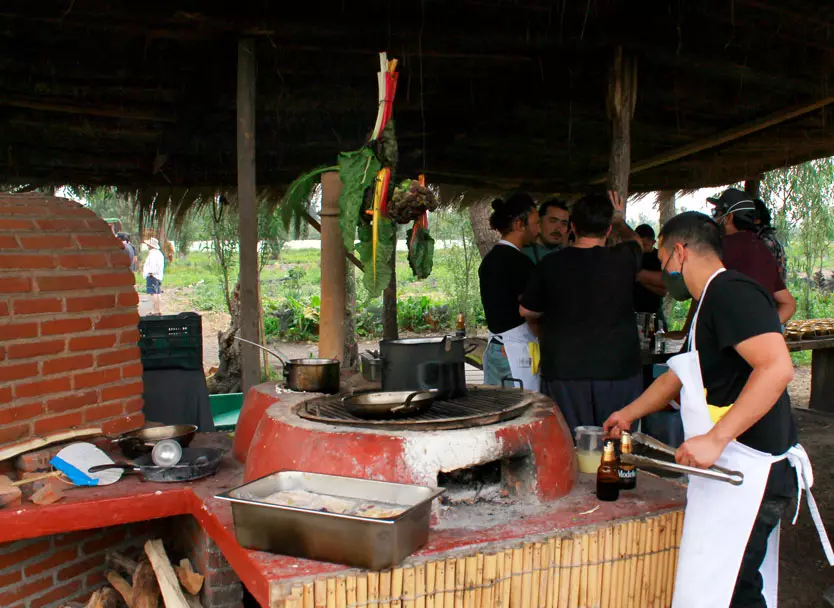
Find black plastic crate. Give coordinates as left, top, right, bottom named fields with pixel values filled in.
left=138, top=312, right=203, bottom=371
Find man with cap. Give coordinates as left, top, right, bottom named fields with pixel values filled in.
left=142, top=237, right=165, bottom=316
left=522, top=199, right=570, bottom=264
left=708, top=188, right=795, bottom=323
left=753, top=198, right=787, bottom=283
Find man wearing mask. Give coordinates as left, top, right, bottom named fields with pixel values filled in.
left=523, top=199, right=569, bottom=264
left=708, top=188, right=796, bottom=323
left=604, top=211, right=831, bottom=608
left=479, top=192, right=541, bottom=392
left=520, top=192, right=643, bottom=431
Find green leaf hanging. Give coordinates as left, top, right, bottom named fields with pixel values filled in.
left=356, top=219, right=395, bottom=297
left=337, top=148, right=381, bottom=251
left=408, top=224, right=435, bottom=279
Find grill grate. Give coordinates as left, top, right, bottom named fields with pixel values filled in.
left=296, top=388, right=534, bottom=430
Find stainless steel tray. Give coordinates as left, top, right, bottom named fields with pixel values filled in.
left=215, top=471, right=445, bottom=570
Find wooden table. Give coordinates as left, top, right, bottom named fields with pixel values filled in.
left=787, top=337, right=834, bottom=412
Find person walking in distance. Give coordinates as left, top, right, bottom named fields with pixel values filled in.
left=143, top=237, right=165, bottom=316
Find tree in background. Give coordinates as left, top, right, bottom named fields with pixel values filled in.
left=762, top=158, right=834, bottom=317
left=433, top=209, right=483, bottom=328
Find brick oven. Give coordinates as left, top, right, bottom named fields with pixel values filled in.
left=0, top=193, right=150, bottom=606
left=0, top=193, right=145, bottom=442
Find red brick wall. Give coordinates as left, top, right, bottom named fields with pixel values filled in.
left=0, top=193, right=144, bottom=446
left=0, top=521, right=166, bottom=608
left=171, top=516, right=244, bottom=608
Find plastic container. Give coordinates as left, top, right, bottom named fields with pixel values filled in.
left=209, top=392, right=244, bottom=431
left=138, top=312, right=202, bottom=371
left=574, top=426, right=605, bottom=474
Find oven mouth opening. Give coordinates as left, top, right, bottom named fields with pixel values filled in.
left=437, top=454, right=533, bottom=505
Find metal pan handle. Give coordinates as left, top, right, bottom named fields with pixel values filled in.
left=88, top=463, right=138, bottom=474
left=620, top=453, right=744, bottom=486
left=501, top=377, right=524, bottom=390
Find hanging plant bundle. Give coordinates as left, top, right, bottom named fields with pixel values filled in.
left=388, top=178, right=439, bottom=224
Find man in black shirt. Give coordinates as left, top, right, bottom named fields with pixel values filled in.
left=633, top=224, right=667, bottom=315
left=479, top=192, right=541, bottom=391
left=604, top=212, right=804, bottom=607
left=520, top=192, right=643, bottom=431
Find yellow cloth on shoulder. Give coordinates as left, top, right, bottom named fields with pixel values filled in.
left=528, top=342, right=540, bottom=375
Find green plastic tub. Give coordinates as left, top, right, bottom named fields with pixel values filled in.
left=209, top=392, right=244, bottom=431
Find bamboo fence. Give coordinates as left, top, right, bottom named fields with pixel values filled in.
left=279, top=509, right=683, bottom=608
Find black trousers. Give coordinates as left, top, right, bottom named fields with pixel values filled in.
left=541, top=374, right=643, bottom=434
left=730, top=459, right=797, bottom=607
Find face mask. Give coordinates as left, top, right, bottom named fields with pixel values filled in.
left=662, top=251, right=692, bottom=301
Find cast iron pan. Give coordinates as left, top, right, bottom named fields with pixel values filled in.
left=88, top=447, right=224, bottom=482
left=113, top=425, right=198, bottom=459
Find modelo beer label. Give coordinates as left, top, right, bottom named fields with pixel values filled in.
left=618, top=468, right=636, bottom=481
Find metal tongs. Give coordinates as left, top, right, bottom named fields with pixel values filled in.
left=620, top=432, right=744, bottom=486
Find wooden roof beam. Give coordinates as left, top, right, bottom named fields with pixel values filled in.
left=584, top=94, right=834, bottom=186
left=0, top=96, right=176, bottom=123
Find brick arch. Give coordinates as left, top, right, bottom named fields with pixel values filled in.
left=0, top=193, right=144, bottom=446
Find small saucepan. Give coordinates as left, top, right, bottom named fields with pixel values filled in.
left=342, top=390, right=435, bottom=419
left=88, top=447, right=224, bottom=483
left=112, top=425, right=198, bottom=459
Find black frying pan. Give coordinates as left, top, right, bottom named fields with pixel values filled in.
left=113, top=425, right=198, bottom=459
left=88, top=447, right=224, bottom=482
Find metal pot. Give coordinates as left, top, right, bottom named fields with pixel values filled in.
left=379, top=336, right=472, bottom=392
left=283, top=358, right=341, bottom=394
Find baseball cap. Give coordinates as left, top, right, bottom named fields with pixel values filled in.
left=706, top=188, right=757, bottom=223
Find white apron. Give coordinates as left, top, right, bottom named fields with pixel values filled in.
left=483, top=240, right=540, bottom=392
left=670, top=269, right=833, bottom=608
left=485, top=321, right=540, bottom=392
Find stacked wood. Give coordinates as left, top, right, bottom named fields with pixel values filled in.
left=92, top=540, right=205, bottom=608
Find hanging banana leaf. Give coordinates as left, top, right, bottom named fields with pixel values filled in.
left=356, top=219, right=395, bottom=297
left=337, top=148, right=381, bottom=250
left=408, top=224, right=435, bottom=279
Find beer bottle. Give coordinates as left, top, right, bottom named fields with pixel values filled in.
left=618, top=431, right=637, bottom=490
left=456, top=313, right=466, bottom=338
left=596, top=441, right=620, bottom=502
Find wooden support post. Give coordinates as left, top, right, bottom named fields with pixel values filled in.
left=656, top=190, right=677, bottom=227
left=382, top=230, right=398, bottom=340
left=344, top=264, right=358, bottom=369
left=319, top=172, right=347, bottom=360
left=810, top=348, right=834, bottom=413
left=745, top=178, right=762, bottom=198
left=606, top=48, right=638, bottom=202
left=237, top=38, right=261, bottom=391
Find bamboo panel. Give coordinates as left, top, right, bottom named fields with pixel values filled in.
left=537, top=542, right=549, bottom=608
left=380, top=571, right=392, bottom=608
left=404, top=568, right=416, bottom=608
left=531, top=543, right=542, bottom=608
left=521, top=544, right=533, bottom=608
left=289, top=510, right=684, bottom=608
left=416, top=565, right=427, bottom=608
left=392, top=568, right=405, bottom=608
left=557, top=538, right=572, bottom=608
left=455, top=558, right=466, bottom=608
left=427, top=562, right=438, bottom=608
left=303, top=583, right=314, bottom=608
left=336, top=577, right=347, bottom=608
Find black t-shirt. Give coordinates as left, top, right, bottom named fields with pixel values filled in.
left=694, top=270, right=797, bottom=455
left=478, top=243, right=535, bottom=334
left=520, top=241, right=642, bottom=380
left=634, top=249, right=663, bottom=313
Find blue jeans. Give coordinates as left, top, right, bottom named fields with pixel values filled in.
left=483, top=341, right=512, bottom=386
left=146, top=276, right=162, bottom=295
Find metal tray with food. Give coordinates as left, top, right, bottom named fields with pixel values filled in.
left=215, top=471, right=445, bottom=570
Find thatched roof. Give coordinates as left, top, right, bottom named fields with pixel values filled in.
left=2, top=0, right=834, bottom=201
